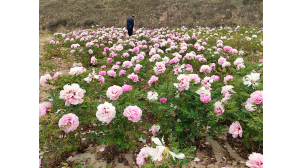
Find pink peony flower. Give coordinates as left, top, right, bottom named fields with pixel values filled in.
left=107, top=58, right=112, bottom=63
left=169, top=57, right=180, bottom=64
left=214, top=101, right=224, bottom=116
left=101, top=65, right=106, bottom=68
left=234, top=58, right=244, bottom=65
left=136, top=146, right=151, bottom=168
left=210, top=75, right=220, bottom=81
left=122, top=85, right=132, bottom=91
left=259, top=59, right=263, bottom=63
left=59, top=83, right=86, bottom=106
left=200, top=65, right=211, bottom=73
left=239, top=64, right=246, bottom=69
left=58, top=113, right=79, bottom=133
left=159, top=97, right=167, bottom=103
left=133, top=47, right=139, bottom=53
left=200, top=94, right=211, bottom=103
left=79, top=49, right=83, bottom=52
left=137, top=54, right=145, bottom=61
left=222, top=61, right=231, bottom=68
left=223, top=46, right=232, bottom=52
left=99, top=71, right=106, bottom=76
left=40, top=74, right=51, bottom=86
left=185, top=64, right=193, bottom=72
left=218, top=57, right=227, bottom=65
left=210, top=63, right=216, bottom=70
left=99, top=76, right=105, bottom=83
left=96, top=102, right=116, bottom=124
left=224, top=75, right=234, bottom=84
left=231, top=49, right=238, bottom=54
left=217, top=44, right=224, bottom=48
left=39, top=158, right=41, bottom=168
left=70, top=50, right=75, bottom=54
left=88, top=49, right=93, bottom=54
left=250, top=91, right=263, bottom=104
left=153, top=62, right=166, bottom=75
left=246, top=153, right=263, bottom=168
left=53, top=72, right=63, bottom=80
left=123, top=53, right=129, bottom=58
left=221, top=85, right=235, bottom=96
left=122, top=61, right=133, bottom=68
left=188, top=74, right=200, bottom=84
left=69, top=67, right=86, bottom=75
left=148, top=75, right=159, bottom=86
left=107, top=70, right=116, bottom=77
left=106, top=85, right=123, bottom=100
left=174, top=74, right=191, bottom=91
left=149, top=124, right=161, bottom=136
left=111, top=65, right=119, bottom=70
left=127, top=73, right=139, bottom=82
left=118, top=70, right=126, bottom=76
left=91, top=56, right=97, bottom=65
left=134, top=64, right=142, bottom=72
left=39, top=102, right=51, bottom=117
left=229, top=121, right=243, bottom=138
left=221, top=92, right=232, bottom=103
left=123, top=105, right=142, bottom=122
left=149, top=54, right=161, bottom=62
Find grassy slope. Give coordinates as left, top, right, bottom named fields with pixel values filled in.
left=39, top=0, right=262, bottom=31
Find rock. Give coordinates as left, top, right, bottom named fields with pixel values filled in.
left=206, top=137, right=224, bottom=163
left=124, top=152, right=134, bottom=168
left=225, top=142, right=246, bottom=162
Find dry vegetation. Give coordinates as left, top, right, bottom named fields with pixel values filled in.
left=39, top=0, right=262, bottom=32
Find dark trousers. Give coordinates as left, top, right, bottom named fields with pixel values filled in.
left=128, top=28, right=133, bottom=36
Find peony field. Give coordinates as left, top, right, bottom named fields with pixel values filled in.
left=39, top=26, right=263, bottom=168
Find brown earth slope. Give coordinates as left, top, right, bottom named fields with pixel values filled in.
left=39, top=0, right=262, bottom=32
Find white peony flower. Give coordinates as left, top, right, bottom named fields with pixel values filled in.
left=147, top=91, right=158, bottom=101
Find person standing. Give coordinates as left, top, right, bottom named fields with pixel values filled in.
left=126, top=16, right=135, bottom=36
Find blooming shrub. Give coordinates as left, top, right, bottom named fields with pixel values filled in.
left=40, top=26, right=263, bottom=167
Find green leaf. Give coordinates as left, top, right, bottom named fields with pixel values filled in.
left=240, top=92, right=250, bottom=97
left=172, top=142, right=179, bottom=149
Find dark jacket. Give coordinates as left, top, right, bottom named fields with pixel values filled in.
left=127, top=18, right=134, bottom=30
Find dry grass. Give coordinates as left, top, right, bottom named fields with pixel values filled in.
left=39, top=0, right=262, bottom=32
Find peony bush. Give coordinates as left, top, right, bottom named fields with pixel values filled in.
left=40, top=25, right=263, bottom=167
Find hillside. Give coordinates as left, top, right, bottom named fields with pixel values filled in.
left=39, top=0, right=262, bottom=31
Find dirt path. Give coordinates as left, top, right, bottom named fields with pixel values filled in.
left=65, top=137, right=248, bottom=168
left=39, top=31, right=73, bottom=103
